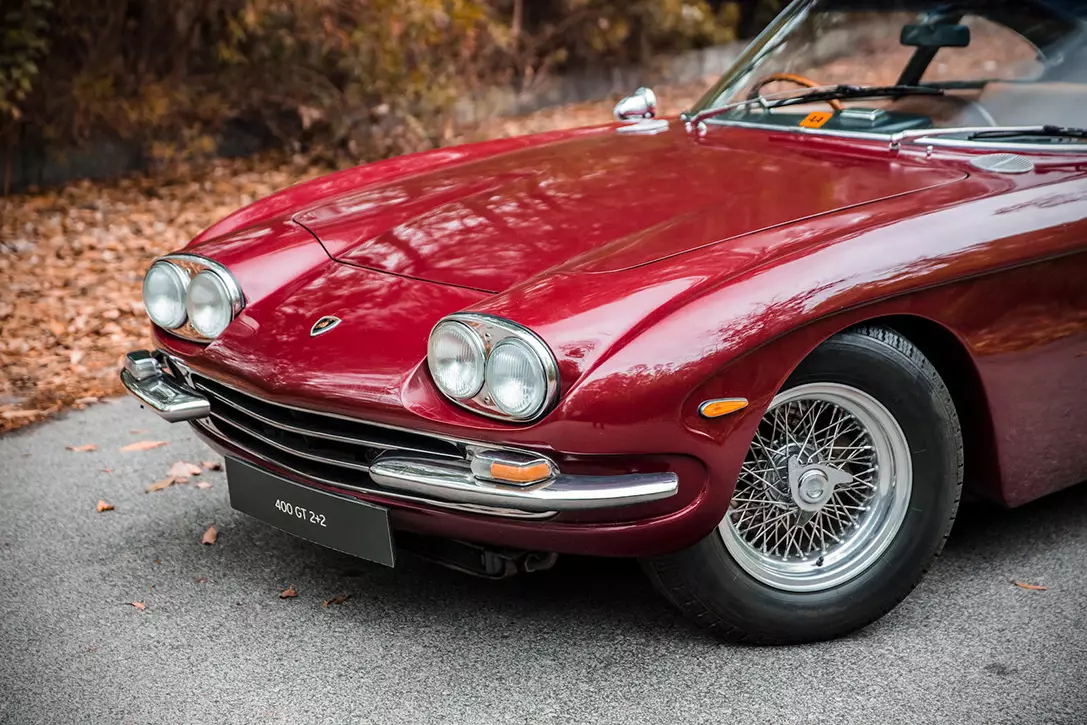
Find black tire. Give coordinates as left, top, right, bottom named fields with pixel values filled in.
left=642, top=326, right=963, bottom=644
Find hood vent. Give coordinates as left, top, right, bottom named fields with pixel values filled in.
left=969, top=153, right=1035, bottom=174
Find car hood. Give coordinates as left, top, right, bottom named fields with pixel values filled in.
left=293, top=124, right=966, bottom=293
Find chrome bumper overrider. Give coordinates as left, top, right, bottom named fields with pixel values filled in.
left=120, top=351, right=679, bottom=513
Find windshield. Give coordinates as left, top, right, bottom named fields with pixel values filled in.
left=692, top=0, right=1087, bottom=142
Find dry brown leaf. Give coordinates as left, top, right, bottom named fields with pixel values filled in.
left=129, top=429, right=150, bottom=434
left=280, top=585, right=298, bottom=599
left=202, top=460, right=223, bottom=471
left=195, top=576, right=208, bottom=584
left=121, top=440, right=168, bottom=452
left=1013, top=581, right=1049, bottom=591
left=67, top=444, right=97, bottom=452
left=95, top=499, right=115, bottom=512
left=168, top=461, right=203, bottom=481
left=75, top=396, right=99, bottom=405
left=101, top=468, right=113, bottom=474
left=322, top=594, right=349, bottom=607
left=129, top=602, right=146, bottom=612
left=194, top=481, right=213, bottom=490
left=2, top=409, right=45, bottom=420
left=145, top=476, right=178, bottom=493
left=201, top=525, right=218, bottom=545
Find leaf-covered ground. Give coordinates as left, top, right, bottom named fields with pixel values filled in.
left=0, top=83, right=706, bottom=433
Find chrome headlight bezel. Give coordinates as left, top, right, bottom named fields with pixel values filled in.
left=427, top=313, right=560, bottom=423
left=144, top=253, right=244, bottom=343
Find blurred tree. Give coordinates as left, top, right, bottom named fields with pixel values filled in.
left=0, top=0, right=762, bottom=187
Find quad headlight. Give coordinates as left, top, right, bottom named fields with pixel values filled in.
left=427, top=315, right=558, bottom=422
left=142, top=255, right=244, bottom=342
left=143, top=261, right=190, bottom=329
left=186, top=270, right=235, bottom=339
left=428, top=320, right=486, bottom=400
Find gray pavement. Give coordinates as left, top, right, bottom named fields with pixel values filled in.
left=1, top=397, right=1085, bottom=725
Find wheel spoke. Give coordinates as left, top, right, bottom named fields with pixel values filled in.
left=720, top=382, right=912, bottom=593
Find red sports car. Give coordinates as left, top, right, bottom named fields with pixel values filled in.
left=123, top=0, right=1087, bottom=643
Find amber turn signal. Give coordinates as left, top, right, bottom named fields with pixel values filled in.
left=470, top=449, right=556, bottom=486
left=489, top=460, right=554, bottom=484
left=699, top=398, right=749, bottom=419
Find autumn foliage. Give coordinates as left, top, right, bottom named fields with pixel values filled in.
left=1, top=0, right=762, bottom=171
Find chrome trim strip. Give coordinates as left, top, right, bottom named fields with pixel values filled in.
left=191, top=418, right=555, bottom=519
left=209, top=410, right=373, bottom=474
left=369, top=456, right=678, bottom=512
left=192, top=378, right=461, bottom=459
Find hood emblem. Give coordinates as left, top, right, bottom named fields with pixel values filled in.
left=310, top=316, right=342, bottom=337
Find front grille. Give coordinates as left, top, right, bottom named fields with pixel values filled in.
left=191, top=374, right=464, bottom=477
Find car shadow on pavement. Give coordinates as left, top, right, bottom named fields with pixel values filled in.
left=118, top=479, right=1087, bottom=648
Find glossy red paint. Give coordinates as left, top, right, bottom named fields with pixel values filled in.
left=158, top=120, right=1087, bottom=557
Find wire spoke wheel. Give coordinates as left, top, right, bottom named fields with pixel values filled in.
left=719, top=382, right=912, bottom=592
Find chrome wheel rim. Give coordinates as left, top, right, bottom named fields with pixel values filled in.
left=719, top=383, right=912, bottom=593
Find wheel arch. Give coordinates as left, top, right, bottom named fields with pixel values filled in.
left=850, top=315, right=1001, bottom=504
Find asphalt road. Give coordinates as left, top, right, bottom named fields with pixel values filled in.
left=1, top=397, right=1085, bottom=725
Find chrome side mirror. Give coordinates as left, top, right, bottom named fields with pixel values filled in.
left=613, top=87, right=658, bottom=121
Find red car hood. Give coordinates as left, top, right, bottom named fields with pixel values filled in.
left=293, top=124, right=966, bottom=293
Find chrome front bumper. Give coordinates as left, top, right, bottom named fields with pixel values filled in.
left=121, top=351, right=679, bottom=513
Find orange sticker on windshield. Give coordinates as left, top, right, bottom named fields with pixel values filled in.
left=800, top=111, right=834, bottom=129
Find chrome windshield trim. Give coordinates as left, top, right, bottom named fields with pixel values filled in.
left=701, top=120, right=1087, bottom=156
left=702, top=117, right=890, bottom=142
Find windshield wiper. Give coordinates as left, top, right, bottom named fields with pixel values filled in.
left=685, top=84, right=944, bottom=125
left=967, top=125, right=1087, bottom=142
left=764, top=84, right=944, bottom=110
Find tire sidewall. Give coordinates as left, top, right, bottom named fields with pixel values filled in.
left=657, top=329, right=962, bottom=642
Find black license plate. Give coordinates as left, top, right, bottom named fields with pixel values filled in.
left=226, top=458, right=395, bottom=566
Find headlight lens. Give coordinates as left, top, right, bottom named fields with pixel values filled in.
left=142, top=261, right=189, bottom=329
left=485, top=339, right=548, bottom=419
left=186, top=270, right=234, bottom=339
left=428, top=321, right=486, bottom=399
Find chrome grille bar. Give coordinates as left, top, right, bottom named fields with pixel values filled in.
left=209, top=409, right=373, bottom=474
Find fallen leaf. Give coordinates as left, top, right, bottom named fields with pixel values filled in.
left=1013, top=580, right=1048, bottom=591
left=145, top=476, right=178, bottom=493
left=195, top=576, right=208, bottom=584
left=167, top=461, right=203, bottom=482
left=101, top=468, right=113, bottom=474
left=129, top=429, right=150, bottom=434
left=129, top=602, right=146, bottom=612
left=322, top=594, right=349, bottom=607
left=2, top=409, right=45, bottom=420
left=95, top=499, right=115, bottom=512
left=121, top=440, right=167, bottom=452
left=201, top=460, right=223, bottom=471
left=154, top=559, right=161, bottom=565
left=201, top=525, right=218, bottom=545
left=280, top=585, right=298, bottom=599
left=75, top=396, right=99, bottom=405
left=67, top=444, right=97, bottom=452
left=194, top=481, right=213, bottom=490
